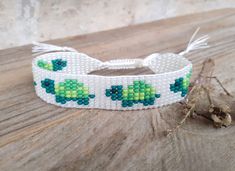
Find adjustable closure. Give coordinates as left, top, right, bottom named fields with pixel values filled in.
left=100, top=58, right=145, bottom=69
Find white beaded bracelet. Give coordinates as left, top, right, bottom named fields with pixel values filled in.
left=32, top=28, right=209, bottom=110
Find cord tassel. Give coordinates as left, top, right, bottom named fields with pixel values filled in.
left=32, top=42, right=77, bottom=54
left=179, top=28, right=210, bottom=56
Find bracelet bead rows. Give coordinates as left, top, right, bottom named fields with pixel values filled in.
left=32, top=51, right=192, bottom=110
left=32, top=28, right=209, bottom=110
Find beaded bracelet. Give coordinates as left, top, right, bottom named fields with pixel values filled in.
left=32, top=28, right=209, bottom=110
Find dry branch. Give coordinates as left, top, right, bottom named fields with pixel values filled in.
left=166, top=58, right=234, bottom=136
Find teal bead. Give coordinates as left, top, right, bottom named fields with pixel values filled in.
left=155, top=94, right=161, bottom=98
left=117, top=85, right=123, bottom=89
left=77, top=100, right=83, bottom=105
left=84, top=101, right=89, bottom=105
left=106, top=92, right=111, bottom=97
left=133, top=100, right=138, bottom=104
left=122, top=103, right=127, bottom=107
left=61, top=100, right=66, bottom=104
left=111, top=95, right=117, bottom=101
left=89, top=94, right=95, bottom=99
left=149, top=101, right=154, bottom=105
left=127, top=101, right=133, bottom=107
left=111, top=85, right=117, bottom=89
left=143, top=101, right=149, bottom=106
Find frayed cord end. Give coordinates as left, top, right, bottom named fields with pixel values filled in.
left=32, top=41, right=77, bottom=54
left=179, top=28, right=210, bottom=56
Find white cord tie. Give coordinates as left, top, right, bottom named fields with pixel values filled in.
left=179, top=27, right=210, bottom=56
left=100, top=59, right=144, bottom=69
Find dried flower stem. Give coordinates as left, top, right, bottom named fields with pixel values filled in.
left=206, top=76, right=233, bottom=97
left=166, top=104, right=195, bottom=136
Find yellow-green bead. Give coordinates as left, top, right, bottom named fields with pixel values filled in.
left=83, top=87, right=89, bottom=91
left=128, top=89, right=134, bottom=93
left=77, top=87, right=82, bottom=90
left=72, top=94, right=77, bottom=98
left=83, top=90, right=89, bottom=95
left=145, top=88, right=150, bottom=92
left=134, top=97, right=139, bottom=100
left=123, top=93, right=128, bottom=97
left=48, top=64, right=53, bottom=70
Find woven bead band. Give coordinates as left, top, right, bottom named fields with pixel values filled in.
left=32, top=28, right=209, bottom=110
left=32, top=52, right=192, bottom=110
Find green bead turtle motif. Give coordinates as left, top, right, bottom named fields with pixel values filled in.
left=170, top=69, right=192, bottom=97
left=37, top=59, right=67, bottom=71
left=105, top=80, right=161, bottom=107
left=41, top=78, right=95, bottom=105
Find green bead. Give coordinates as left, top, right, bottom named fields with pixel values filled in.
left=78, top=94, right=83, bottom=98
left=145, top=95, right=150, bottom=99
left=78, top=83, right=84, bottom=87
left=128, top=93, right=134, bottom=97
left=145, top=84, right=151, bottom=88
left=145, top=92, right=150, bottom=96
left=83, top=94, right=89, bottom=98
left=134, top=89, right=139, bottom=93
left=134, top=81, right=139, bottom=85
left=77, top=90, right=83, bottom=95
left=123, top=96, right=128, bottom=100
left=128, top=85, right=133, bottom=89
left=128, top=97, right=134, bottom=101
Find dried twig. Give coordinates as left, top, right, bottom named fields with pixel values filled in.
left=166, top=104, right=195, bottom=136
left=206, top=76, right=233, bottom=97
left=151, top=111, right=157, bottom=136
left=165, top=58, right=233, bottom=136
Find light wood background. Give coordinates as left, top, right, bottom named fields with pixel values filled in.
left=0, top=8, right=235, bottom=171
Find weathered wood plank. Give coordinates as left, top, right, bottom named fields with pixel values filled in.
left=0, top=8, right=235, bottom=171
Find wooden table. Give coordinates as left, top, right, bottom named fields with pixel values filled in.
left=0, top=8, right=235, bottom=171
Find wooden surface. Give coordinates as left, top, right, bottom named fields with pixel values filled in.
left=1, top=8, right=235, bottom=171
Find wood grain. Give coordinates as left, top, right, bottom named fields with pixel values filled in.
left=0, top=8, right=235, bottom=171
